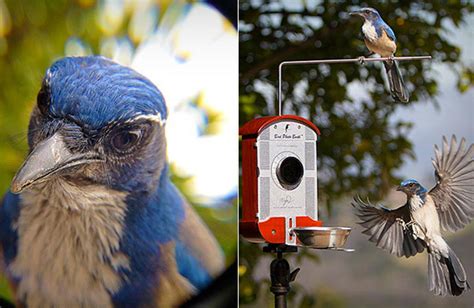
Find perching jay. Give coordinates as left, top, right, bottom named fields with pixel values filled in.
left=0, top=56, right=224, bottom=307
left=350, top=7, right=410, bottom=103
left=353, top=136, right=473, bottom=296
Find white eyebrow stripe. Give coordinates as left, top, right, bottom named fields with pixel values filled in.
left=126, top=113, right=166, bottom=126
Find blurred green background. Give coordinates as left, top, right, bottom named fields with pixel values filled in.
left=239, top=0, right=473, bottom=307
left=0, top=0, right=237, bottom=301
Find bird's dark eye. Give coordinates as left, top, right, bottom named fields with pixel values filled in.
left=110, top=130, right=141, bottom=152
left=37, top=77, right=51, bottom=116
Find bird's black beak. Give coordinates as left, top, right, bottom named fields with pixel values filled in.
left=349, top=11, right=363, bottom=17
left=11, top=132, right=103, bottom=193
left=396, top=185, right=403, bottom=192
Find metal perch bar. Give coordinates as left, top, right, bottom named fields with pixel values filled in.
left=278, top=55, right=432, bottom=115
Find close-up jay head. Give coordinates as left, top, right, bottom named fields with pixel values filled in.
left=16, top=56, right=168, bottom=195
left=0, top=56, right=224, bottom=307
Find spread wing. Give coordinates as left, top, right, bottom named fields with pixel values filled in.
left=352, top=196, right=425, bottom=258
left=429, top=135, right=474, bottom=232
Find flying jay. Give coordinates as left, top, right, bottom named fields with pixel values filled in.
left=353, top=136, right=473, bottom=296
left=350, top=7, right=410, bottom=103
left=0, top=56, right=224, bottom=307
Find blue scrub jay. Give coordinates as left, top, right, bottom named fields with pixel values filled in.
left=0, top=56, right=224, bottom=307
left=353, top=136, right=473, bottom=296
left=350, top=7, right=410, bottom=103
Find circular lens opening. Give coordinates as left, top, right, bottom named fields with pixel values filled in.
left=277, top=156, right=304, bottom=190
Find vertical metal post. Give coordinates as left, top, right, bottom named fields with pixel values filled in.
left=274, top=293, right=286, bottom=308
left=265, top=245, right=299, bottom=308
left=278, top=62, right=283, bottom=116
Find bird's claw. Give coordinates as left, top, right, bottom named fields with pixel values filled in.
left=395, top=218, right=406, bottom=230
left=396, top=219, right=426, bottom=240
left=388, top=55, right=395, bottom=64
left=358, top=56, right=366, bottom=65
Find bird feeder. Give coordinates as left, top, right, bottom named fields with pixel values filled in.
left=240, top=115, right=324, bottom=246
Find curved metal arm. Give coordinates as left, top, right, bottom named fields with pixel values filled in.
left=277, top=55, right=432, bottom=115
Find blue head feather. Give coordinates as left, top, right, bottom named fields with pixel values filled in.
left=400, top=179, right=427, bottom=202
left=400, top=179, right=419, bottom=186
left=44, top=56, right=167, bottom=131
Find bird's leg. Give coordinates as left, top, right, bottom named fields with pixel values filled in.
left=402, top=220, right=427, bottom=241
left=359, top=52, right=375, bottom=65
left=387, top=55, right=395, bottom=64
left=395, top=219, right=422, bottom=236
left=411, top=221, right=427, bottom=238
left=395, top=218, right=407, bottom=230
left=406, top=221, right=420, bottom=240
left=404, top=220, right=421, bottom=229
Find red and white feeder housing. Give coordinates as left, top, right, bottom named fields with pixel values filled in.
left=240, top=115, right=324, bottom=246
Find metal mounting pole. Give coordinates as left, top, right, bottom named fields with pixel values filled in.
left=277, top=55, right=432, bottom=115
left=264, top=245, right=299, bottom=308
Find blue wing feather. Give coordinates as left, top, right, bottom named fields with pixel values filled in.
left=176, top=201, right=224, bottom=288
left=373, top=17, right=396, bottom=42
left=113, top=178, right=220, bottom=306
left=382, top=24, right=396, bottom=42
left=175, top=241, right=212, bottom=290
left=0, top=191, right=21, bottom=300
left=112, top=175, right=186, bottom=306
left=0, top=191, right=20, bottom=267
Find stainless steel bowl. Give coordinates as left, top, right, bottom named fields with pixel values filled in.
left=292, top=226, right=351, bottom=249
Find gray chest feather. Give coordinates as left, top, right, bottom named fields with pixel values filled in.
left=11, top=179, right=130, bottom=307
left=362, top=21, right=378, bottom=42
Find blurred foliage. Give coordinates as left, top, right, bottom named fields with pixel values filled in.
left=239, top=0, right=473, bottom=306
left=302, top=287, right=346, bottom=308
left=0, top=0, right=236, bottom=301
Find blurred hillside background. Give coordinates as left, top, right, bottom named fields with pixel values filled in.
left=239, top=0, right=473, bottom=307
left=0, top=0, right=237, bottom=301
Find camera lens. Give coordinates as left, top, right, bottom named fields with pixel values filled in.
left=277, top=156, right=304, bottom=190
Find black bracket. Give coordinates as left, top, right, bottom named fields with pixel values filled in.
left=264, top=244, right=299, bottom=308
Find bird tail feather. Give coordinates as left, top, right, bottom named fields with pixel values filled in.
left=383, top=60, right=409, bottom=103
left=428, top=247, right=470, bottom=296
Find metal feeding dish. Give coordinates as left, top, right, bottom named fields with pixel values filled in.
left=292, top=226, right=353, bottom=251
